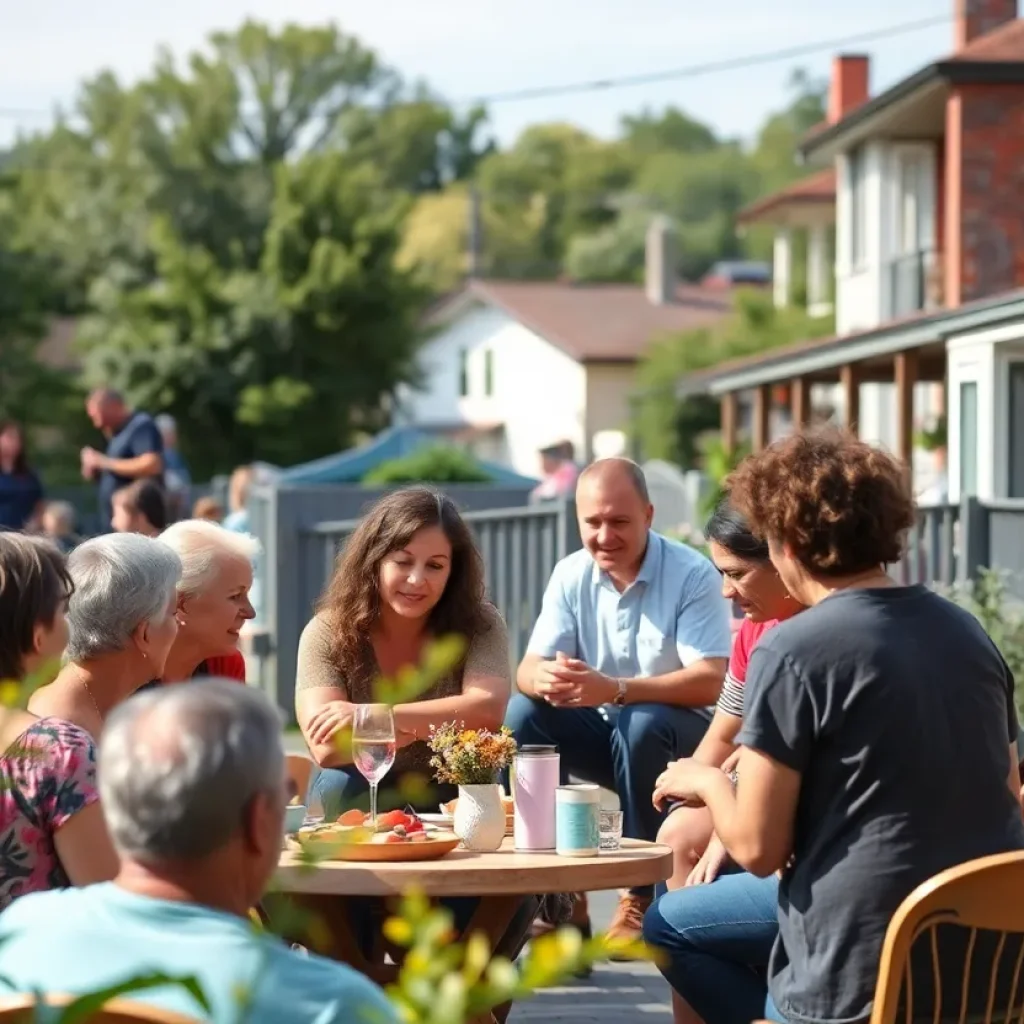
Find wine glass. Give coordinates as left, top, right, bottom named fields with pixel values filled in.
left=352, top=704, right=396, bottom=828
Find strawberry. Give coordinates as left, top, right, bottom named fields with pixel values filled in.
left=377, top=810, right=410, bottom=830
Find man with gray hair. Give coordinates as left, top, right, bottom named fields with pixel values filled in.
left=0, top=681, right=397, bottom=1024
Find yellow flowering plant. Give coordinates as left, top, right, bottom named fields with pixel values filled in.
left=427, top=723, right=517, bottom=786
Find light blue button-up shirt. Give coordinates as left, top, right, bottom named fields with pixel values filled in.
left=527, top=531, right=732, bottom=715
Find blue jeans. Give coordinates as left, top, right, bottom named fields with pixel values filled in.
left=642, top=870, right=779, bottom=1024
left=503, top=694, right=709, bottom=897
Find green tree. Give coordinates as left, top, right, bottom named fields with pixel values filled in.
left=11, top=22, right=447, bottom=475
left=632, top=291, right=835, bottom=466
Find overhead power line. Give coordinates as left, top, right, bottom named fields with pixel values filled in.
left=454, top=14, right=951, bottom=105
left=0, top=13, right=950, bottom=125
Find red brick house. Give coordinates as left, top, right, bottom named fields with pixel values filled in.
left=683, top=0, right=1024, bottom=504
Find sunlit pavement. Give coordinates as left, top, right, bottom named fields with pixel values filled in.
left=508, top=888, right=669, bottom=1022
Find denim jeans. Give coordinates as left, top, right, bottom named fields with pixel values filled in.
left=642, top=869, right=779, bottom=1024
left=309, top=765, right=535, bottom=961
left=503, top=694, right=710, bottom=897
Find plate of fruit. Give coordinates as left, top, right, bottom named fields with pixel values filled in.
left=293, top=809, right=460, bottom=862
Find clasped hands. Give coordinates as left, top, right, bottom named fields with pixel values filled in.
left=533, top=652, right=618, bottom=708
left=652, top=747, right=741, bottom=812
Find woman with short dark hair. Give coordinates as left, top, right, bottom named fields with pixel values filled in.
left=0, top=535, right=112, bottom=907
left=0, top=421, right=44, bottom=532
left=645, top=429, right=1024, bottom=1024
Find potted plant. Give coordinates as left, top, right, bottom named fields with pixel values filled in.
left=428, top=723, right=517, bottom=851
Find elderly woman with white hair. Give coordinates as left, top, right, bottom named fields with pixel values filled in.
left=151, top=519, right=258, bottom=686
left=30, top=533, right=182, bottom=740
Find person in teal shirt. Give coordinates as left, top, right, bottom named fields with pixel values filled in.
left=0, top=680, right=396, bottom=1024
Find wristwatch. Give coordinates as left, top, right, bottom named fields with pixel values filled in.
left=613, top=678, right=628, bottom=706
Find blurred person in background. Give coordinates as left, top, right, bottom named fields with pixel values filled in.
left=223, top=465, right=254, bottom=533
left=30, top=533, right=181, bottom=743
left=0, top=421, right=44, bottom=532
left=111, top=479, right=169, bottom=537
left=529, top=441, right=579, bottom=503
left=81, top=389, right=163, bottom=531
left=192, top=496, right=225, bottom=522
left=156, top=414, right=191, bottom=521
left=0, top=681, right=398, bottom=1024
left=40, top=501, right=80, bottom=554
left=152, top=519, right=257, bottom=687
left=0, top=534, right=119, bottom=909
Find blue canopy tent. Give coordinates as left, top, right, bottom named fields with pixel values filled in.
left=275, top=426, right=538, bottom=487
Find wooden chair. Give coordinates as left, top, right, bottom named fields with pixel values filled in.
left=286, top=752, right=314, bottom=805
left=0, top=994, right=201, bottom=1022
left=870, top=850, right=1024, bottom=1024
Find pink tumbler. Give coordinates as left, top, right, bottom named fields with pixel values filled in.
left=513, top=744, right=560, bottom=851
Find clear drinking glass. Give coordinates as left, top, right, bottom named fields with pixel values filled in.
left=599, top=809, right=624, bottom=851
left=303, top=784, right=325, bottom=828
left=352, top=704, right=397, bottom=827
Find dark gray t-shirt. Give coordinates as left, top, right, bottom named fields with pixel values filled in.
left=738, top=585, right=1024, bottom=1024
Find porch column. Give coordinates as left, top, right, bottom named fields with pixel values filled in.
left=894, top=350, right=919, bottom=470
left=840, top=363, right=861, bottom=433
left=790, top=377, right=812, bottom=430
left=773, top=229, right=792, bottom=309
left=720, top=392, right=738, bottom=455
left=752, top=384, right=771, bottom=452
left=807, top=224, right=829, bottom=315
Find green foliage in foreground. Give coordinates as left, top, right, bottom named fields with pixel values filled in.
left=2, top=639, right=655, bottom=1022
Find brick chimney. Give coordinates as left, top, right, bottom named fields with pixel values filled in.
left=645, top=216, right=677, bottom=306
left=828, top=55, right=870, bottom=123
left=954, top=0, right=1018, bottom=49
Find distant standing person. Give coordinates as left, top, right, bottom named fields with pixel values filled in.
left=0, top=421, right=44, bottom=532
left=529, top=441, right=579, bottom=503
left=156, top=414, right=191, bottom=521
left=80, top=389, right=164, bottom=531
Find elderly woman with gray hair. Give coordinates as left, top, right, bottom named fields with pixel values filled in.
left=149, top=518, right=258, bottom=687
left=30, top=532, right=182, bottom=742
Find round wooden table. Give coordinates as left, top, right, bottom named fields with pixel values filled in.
left=273, top=837, right=671, bottom=1023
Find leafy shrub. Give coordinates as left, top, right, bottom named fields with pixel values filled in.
left=363, top=445, right=492, bottom=485
left=939, top=569, right=1024, bottom=718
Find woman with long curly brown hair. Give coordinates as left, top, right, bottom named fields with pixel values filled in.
left=295, top=487, right=510, bottom=819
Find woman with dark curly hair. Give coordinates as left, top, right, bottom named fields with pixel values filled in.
left=295, top=487, right=510, bottom=818
left=644, top=429, right=1024, bottom=1024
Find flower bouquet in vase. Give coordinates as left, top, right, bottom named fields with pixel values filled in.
left=428, top=723, right=517, bottom=851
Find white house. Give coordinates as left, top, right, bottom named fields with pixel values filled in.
left=692, top=0, right=1024, bottom=503
left=396, top=224, right=735, bottom=478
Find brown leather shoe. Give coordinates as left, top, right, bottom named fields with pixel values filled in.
left=605, top=892, right=652, bottom=957
left=529, top=891, right=590, bottom=940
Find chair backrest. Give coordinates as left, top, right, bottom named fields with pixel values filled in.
left=286, top=752, right=314, bottom=804
left=870, top=850, right=1024, bottom=1024
left=0, top=994, right=201, bottom=1022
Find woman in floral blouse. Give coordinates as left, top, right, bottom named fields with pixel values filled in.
left=0, top=535, right=110, bottom=909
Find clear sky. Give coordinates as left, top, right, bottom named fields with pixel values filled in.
left=0, top=0, right=958, bottom=149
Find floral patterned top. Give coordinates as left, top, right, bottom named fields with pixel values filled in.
left=0, top=718, right=100, bottom=912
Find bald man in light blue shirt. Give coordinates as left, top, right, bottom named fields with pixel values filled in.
left=507, top=459, right=731, bottom=942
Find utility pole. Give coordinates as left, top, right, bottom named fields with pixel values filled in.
left=467, top=186, right=483, bottom=279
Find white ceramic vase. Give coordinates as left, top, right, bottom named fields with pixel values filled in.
left=453, top=783, right=505, bottom=851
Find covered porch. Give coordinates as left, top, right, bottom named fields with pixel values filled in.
left=735, top=168, right=836, bottom=317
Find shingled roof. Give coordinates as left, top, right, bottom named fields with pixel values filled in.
left=427, top=279, right=735, bottom=363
